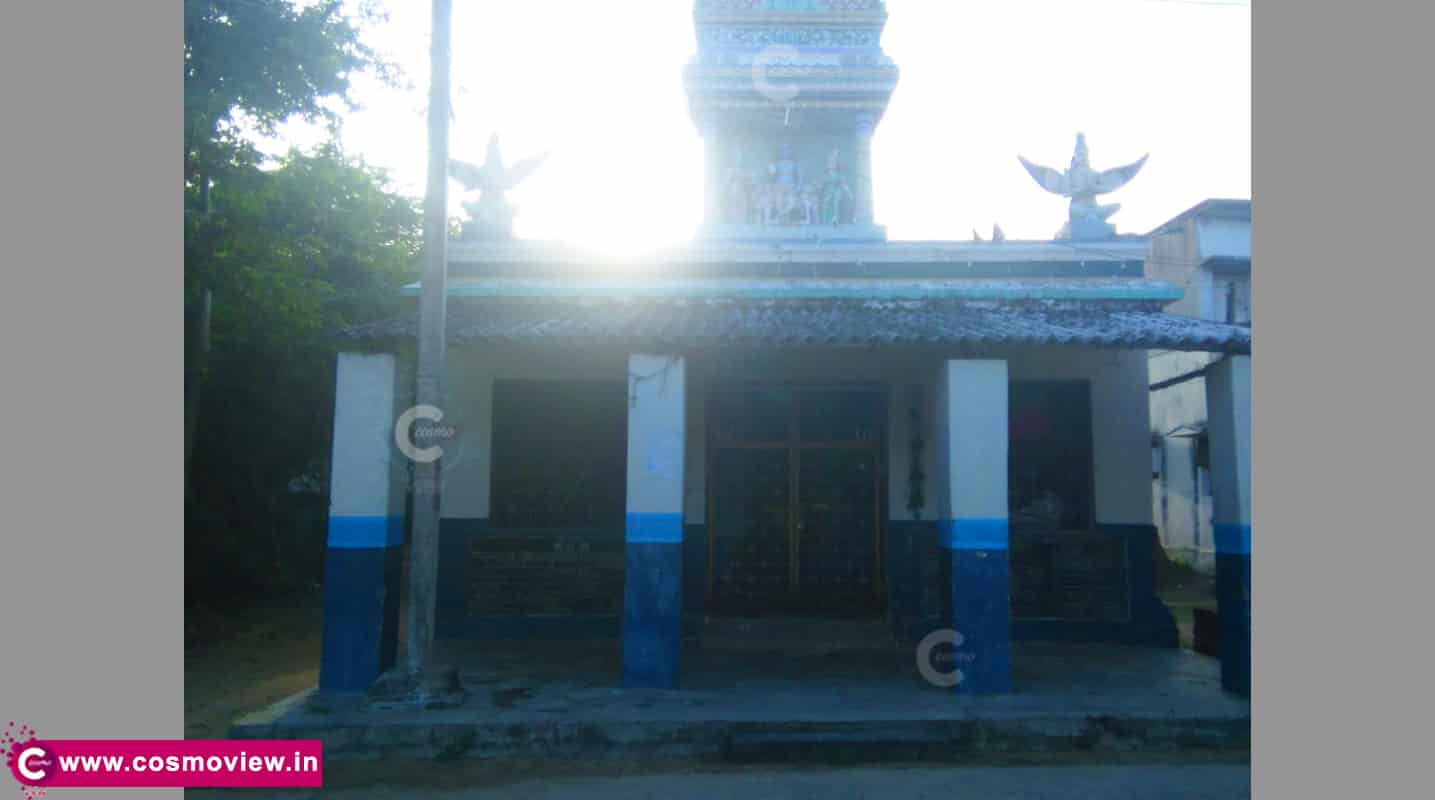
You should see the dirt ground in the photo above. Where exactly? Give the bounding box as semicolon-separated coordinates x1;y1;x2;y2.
1155;558;1219;650
184;595;324;739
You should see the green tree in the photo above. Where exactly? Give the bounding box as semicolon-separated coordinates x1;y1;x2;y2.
184;0;420;611
184;0;396;196
185;145;421;610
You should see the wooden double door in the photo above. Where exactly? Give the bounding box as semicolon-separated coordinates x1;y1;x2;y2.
706;385;885;616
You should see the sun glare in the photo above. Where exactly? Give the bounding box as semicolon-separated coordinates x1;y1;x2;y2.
318;0;1246;255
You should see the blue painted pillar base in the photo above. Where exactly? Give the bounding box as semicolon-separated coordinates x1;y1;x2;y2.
623;539;683;689
948;548;1013;693
1215;523;1250;696
319;544;403;693
1216;550;1251;697
941;519;1012;694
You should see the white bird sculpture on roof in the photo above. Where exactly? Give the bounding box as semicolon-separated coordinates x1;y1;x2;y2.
449;134;550;240
1019;133;1147;239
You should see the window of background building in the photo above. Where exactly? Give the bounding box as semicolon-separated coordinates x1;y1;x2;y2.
1220;276;1251;325
1196;431;1214;498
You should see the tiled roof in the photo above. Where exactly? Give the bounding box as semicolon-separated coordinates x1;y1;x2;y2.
341;299;1251;354
401;277;1181;301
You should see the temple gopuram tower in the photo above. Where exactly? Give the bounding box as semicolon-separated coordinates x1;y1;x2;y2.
684;0;899;242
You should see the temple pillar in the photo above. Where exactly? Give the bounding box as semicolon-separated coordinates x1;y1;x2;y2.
1206;355;1251;696
937;360;1011;693
622;354;687;688
1092;350;1176;646
319;352;405;693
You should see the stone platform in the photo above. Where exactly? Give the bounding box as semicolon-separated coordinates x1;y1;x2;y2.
231;640;1249;763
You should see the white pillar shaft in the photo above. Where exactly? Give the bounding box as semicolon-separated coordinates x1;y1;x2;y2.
329;352;401;540
1206;355;1252;539
626;354;687;526
941;360;1009;530
1092;350;1155;525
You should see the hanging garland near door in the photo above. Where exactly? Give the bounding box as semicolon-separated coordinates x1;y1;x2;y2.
907;403;926;520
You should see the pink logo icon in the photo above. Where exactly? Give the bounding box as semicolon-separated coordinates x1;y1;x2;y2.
3;723;50;799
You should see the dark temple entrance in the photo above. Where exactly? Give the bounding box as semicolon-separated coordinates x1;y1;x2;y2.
706;385;886;616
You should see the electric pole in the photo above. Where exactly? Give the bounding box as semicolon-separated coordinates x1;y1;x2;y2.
406;0;452;681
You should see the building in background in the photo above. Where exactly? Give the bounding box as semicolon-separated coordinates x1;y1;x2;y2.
1147;199;1251;572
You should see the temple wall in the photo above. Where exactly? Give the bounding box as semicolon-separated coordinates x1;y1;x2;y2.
435;345;630;631
432;343;1157;635
1004;347;1154;527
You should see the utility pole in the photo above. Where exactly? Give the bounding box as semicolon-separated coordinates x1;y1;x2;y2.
406;0;452;682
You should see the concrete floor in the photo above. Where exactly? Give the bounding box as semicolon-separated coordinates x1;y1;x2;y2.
233;639;1249;761
427;637;1246;719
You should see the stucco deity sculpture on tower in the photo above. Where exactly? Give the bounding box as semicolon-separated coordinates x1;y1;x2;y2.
685;0;898;241
820;149;855;225
771;143;800;194
448;134;550;240
763;143;801;224
1019;133;1148;241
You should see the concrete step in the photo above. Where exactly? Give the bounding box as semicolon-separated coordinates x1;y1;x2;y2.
724;727;947;763
720;718;1250;764
234;703;1251;765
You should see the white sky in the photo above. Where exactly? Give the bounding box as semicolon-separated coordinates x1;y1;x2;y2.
273;0;1250;253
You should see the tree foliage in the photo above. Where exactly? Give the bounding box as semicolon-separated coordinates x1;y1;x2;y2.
184;0;419;610
183;0;396;187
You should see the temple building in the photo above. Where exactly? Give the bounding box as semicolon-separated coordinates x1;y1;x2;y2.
318;0;1251;700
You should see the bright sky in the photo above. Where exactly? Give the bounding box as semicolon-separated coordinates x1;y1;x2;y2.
274;0;1250;253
